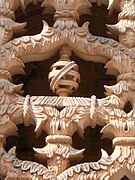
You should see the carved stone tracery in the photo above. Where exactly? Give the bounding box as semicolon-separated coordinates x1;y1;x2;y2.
0;0;135;179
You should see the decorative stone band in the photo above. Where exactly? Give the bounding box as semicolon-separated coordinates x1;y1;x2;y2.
30;96;91;107
46;135;72;145
113;137;135;146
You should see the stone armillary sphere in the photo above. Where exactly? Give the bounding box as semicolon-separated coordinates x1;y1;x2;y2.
0;0;135;179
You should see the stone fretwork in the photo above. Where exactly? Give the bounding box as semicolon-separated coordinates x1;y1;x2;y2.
0;0;135;179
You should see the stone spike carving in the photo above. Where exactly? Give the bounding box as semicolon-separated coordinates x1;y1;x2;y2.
0;0;135;179
0;20;130;65
0;21;63;65
0;0;45;46
107;0;135;48
0;0;27;45
107;0;120;12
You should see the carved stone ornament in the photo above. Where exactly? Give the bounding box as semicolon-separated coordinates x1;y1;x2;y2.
0;0;135;179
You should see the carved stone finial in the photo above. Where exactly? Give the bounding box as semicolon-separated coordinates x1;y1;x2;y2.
49;45;80;96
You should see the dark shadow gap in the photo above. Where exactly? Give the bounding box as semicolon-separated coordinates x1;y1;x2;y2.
123;101;133;113
72;125;103;166
6;124;47;166
121;176;129;180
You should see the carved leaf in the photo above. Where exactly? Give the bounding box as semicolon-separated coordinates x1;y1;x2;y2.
104;81;129;96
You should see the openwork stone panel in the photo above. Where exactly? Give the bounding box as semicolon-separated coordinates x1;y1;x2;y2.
0;0;135;179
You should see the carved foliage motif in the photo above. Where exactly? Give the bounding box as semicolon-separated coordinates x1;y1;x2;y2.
0;0;135;179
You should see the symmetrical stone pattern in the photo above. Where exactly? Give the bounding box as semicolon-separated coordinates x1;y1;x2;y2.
0;0;135;179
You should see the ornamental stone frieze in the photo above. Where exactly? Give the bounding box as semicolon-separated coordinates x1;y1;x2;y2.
0;0;135;179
